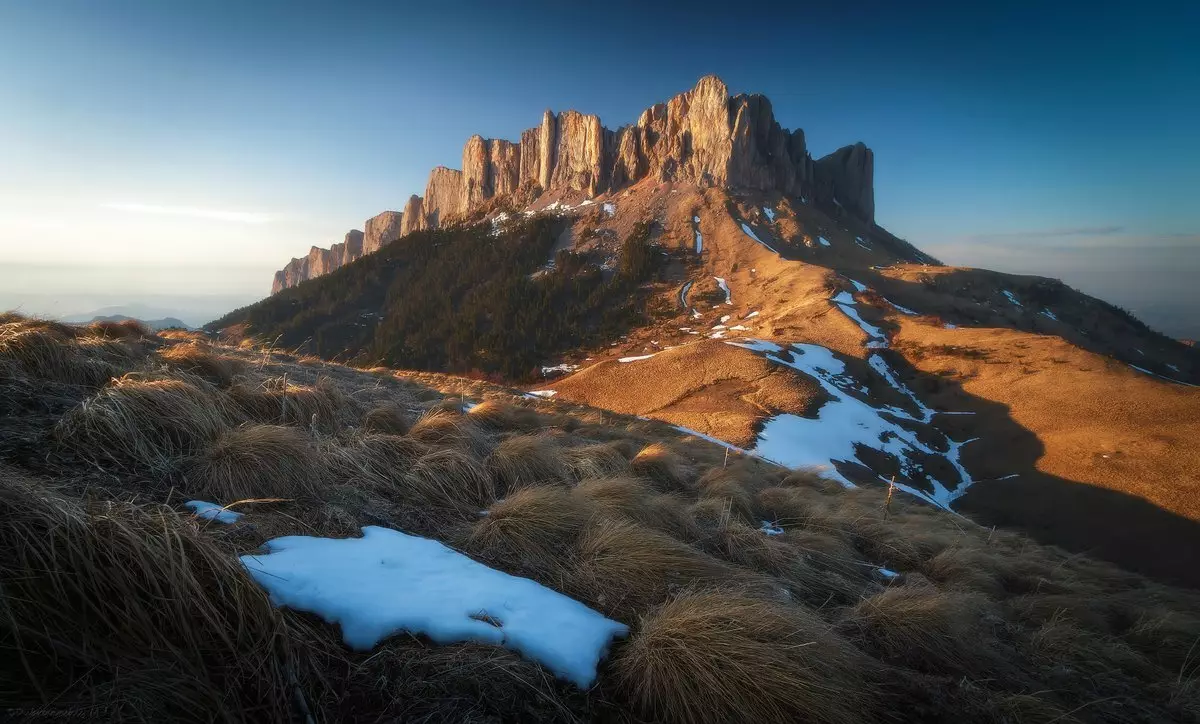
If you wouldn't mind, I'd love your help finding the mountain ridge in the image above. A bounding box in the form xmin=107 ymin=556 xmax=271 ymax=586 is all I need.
xmin=271 ymin=76 xmax=877 ymax=293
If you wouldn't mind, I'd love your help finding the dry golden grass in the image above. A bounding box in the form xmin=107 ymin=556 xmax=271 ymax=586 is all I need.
xmin=86 ymin=318 xmax=151 ymax=339
xmin=486 ymin=434 xmax=571 ymax=493
xmin=613 ymin=591 xmax=868 ymax=724
xmin=573 ymin=476 xmax=696 ymax=539
xmin=0 ymin=467 xmax=296 ymax=722
xmin=56 ymin=374 xmax=230 ymax=474
xmin=336 ymin=432 xmax=428 ymax=488
xmin=468 ymin=485 xmax=593 ymax=573
xmin=404 ymin=448 xmax=496 ymax=509
xmin=185 ymin=424 xmax=329 ymax=500
xmin=465 ymin=399 xmax=547 ymax=432
xmin=0 ymin=324 xmax=120 ymax=387
xmin=563 ymin=441 xmax=630 ymax=480
xmin=228 ymin=376 xmax=351 ymax=432
xmin=5 ymin=320 xmax=1200 ymax=723
xmin=408 ymin=408 xmax=492 ymax=458
xmin=840 ymin=586 xmax=1001 ymax=676
xmin=160 ymin=342 xmax=246 ymax=387
xmin=630 ymin=442 xmax=695 ymax=492
xmin=569 ymin=519 xmax=749 ymax=620
xmin=361 ymin=403 xmax=412 ymax=435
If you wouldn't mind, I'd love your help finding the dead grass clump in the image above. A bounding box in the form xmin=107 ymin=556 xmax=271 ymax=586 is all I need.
xmin=160 ymin=342 xmax=246 ymax=387
xmin=756 ymin=486 xmax=816 ymax=524
xmin=405 ymin=448 xmax=496 ymax=509
xmin=466 ymin=399 xmax=548 ymax=432
xmin=629 ymin=442 xmax=694 ymax=492
xmin=56 ymin=375 xmax=229 ymax=474
xmin=486 ymin=434 xmax=571 ymax=493
xmin=613 ymin=591 xmax=868 ymax=724
xmin=564 ymin=442 xmax=630 ymax=480
xmin=408 ymin=409 xmax=492 ymax=458
xmin=337 ymin=433 xmax=429 ymax=488
xmin=158 ymin=329 xmax=208 ymax=342
xmin=573 ymin=477 xmax=695 ymax=539
xmin=780 ymin=468 xmax=846 ymax=494
xmin=361 ymin=403 xmax=412 ymax=435
xmin=569 ymin=519 xmax=742 ymax=620
xmin=186 ymin=424 xmax=328 ymax=500
xmin=87 ymin=318 xmax=151 ymax=339
xmin=228 ymin=377 xmax=350 ymax=432
xmin=0 ymin=326 xmax=119 ymax=387
xmin=1028 ymin=611 xmax=1156 ymax=682
xmin=840 ymin=586 xmax=1000 ymax=676
xmin=921 ymin=546 xmax=1010 ymax=597
xmin=696 ymin=469 xmax=756 ymax=521
xmin=469 ymin=485 xmax=593 ymax=573
xmin=0 ymin=469 xmax=297 ymax=722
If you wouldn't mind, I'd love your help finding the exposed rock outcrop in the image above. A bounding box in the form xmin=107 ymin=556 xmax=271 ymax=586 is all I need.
xmin=363 ymin=211 xmax=403 ymax=255
xmin=272 ymin=75 xmax=878 ymax=293
xmin=400 ymin=195 xmax=424 ymax=236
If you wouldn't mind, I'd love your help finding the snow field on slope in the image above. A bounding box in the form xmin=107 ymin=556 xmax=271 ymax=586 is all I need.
xmin=725 ymin=339 xmax=982 ymax=509
xmin=241 ymin=526 xmax=627 ymax=688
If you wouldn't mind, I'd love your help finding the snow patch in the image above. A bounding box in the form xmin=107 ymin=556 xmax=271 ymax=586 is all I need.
xmin=740 ymin=223 xmax=778 ymax=253
xmin=1039 ymin=309 xmax=1059 ymax=321
xmin=541 ymin=364 xmax=578 ymax=376
xmin=692 ymin=215 xmax=703 ymax=253
xmin=185 ymin=501 xmax=243 ymax=524
xmin=854 ymin=236 xmax=872 ymax=250
xmin=729 ymin=325 xmax=749 ymax=331
xmin=714 ymin=277 xmax=732 ymax=305
xmin=848 ymin=279 xmax=869 ymax=293
xmin=241 ymin=526 xmax=627 ymax=688
xmin=884 ymin=298 xmax=918 ymax=315
xmin=818 ymin=236 xmax=831 ymax=247
xmin=527 ymin=390 xmax=558 ymax=398
xmin=1002 ymin=290 xmax=1023 ymax=308
xmin=726 ymin=340 xmax=979 ymax=508
xmin=744 ymin=311 xmax=760 ymax=319
xmin=602 ymin=202 xmax=616 ymax=217
xmin=760 ymin=521 xmax=784 ymax=536
xmin=832 ymin=291 xmax=888 ymax=348
xmin=720 ymin=314 xmax=732 ymax=323
xmin=618 ymin=354 xmax=658 ymax=363
xmin=762 ymin=206 xmax=776 ymax=222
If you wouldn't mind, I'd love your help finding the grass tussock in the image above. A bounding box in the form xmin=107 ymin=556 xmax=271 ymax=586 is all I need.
xmin=337 ymin=433 xmax=429 ymax=488
xmin=0 ymin=468 xmax=297 ymax=722
xmin=630 ymin=442 xmax=695 ymax=492
xmin=564 ymin=441 xmax=630 ymax=480
xmin=573 ymin=476 xmax=696 ymax=539
xmin=361 ymin=403 xmax=412 ymax=435
xmin=87 ymin=318 xmax=151 ymax=339
xmin=486 ymin=434 xmax=571 ymax=493
xmin=466 ymin=399 xmax=547 ymax=431
xmin=186 ymin=424 xmax=328 ymax=500
xmin=228 ymin=376 xmax=351 ymax=432
xmin=696 ymin=468 xmax=757 ymax=521
xmin=0 ymin=324 xmax=120 ymax=387
xmin=160 ymin=342 xmax=246 ymax=387
xmin=569 ymin=519 xmax=746 ymax=620
xmin=614 ymin=591 xmax=868 ymax=724
xmin=840 ymin=586 xmax=1001 ymax=676
xmin=56 ymin=374 xmax=229 ymax=474
xmin=408 ymin=408 xmax=492 ymax=458
xmin=405 ymin=448 xmax=496 ymax=509
xmin=469 ymin=485 xmax=593 ymax=573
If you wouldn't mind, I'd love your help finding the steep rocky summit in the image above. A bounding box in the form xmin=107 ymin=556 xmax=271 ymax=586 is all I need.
xmin=271 ymin=75 xmax=876 ymax=292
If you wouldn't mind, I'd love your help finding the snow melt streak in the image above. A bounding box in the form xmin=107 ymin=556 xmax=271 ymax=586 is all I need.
xmin=241 ymin=526 xmax=627 ymax=688
xmin=726 ymin=340 xmax=977 ymax=509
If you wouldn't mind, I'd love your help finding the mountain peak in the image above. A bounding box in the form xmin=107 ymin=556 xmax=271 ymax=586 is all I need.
xmin=271 ymin=78 xmax=877 ymax=292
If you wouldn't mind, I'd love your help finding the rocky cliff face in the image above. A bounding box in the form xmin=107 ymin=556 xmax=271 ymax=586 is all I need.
xmin=363 ymin=211 xmax=403 ymax=255
xmin=272 ymin=75 xmax=877 ymax=293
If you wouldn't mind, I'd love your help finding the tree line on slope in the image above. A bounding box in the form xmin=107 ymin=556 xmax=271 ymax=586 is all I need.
xmin=210 ymin=218 xmax=670 ymax=381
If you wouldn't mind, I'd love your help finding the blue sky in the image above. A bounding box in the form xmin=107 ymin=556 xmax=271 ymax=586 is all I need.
xmin=1 ymin=0 xmax=1197 ymax=333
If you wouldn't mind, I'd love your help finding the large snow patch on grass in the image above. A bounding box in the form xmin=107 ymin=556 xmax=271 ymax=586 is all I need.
xmin=241 ymin=526 xmax=627 ymax=688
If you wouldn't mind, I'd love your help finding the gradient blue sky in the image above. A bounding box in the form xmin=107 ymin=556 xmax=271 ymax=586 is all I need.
xmin=1 ymin=0 xmax=1197 ymax=333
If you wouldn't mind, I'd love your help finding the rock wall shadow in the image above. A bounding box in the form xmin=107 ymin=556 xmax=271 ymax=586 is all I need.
xmin=880 ymin=351 xmax=1200 ymax=590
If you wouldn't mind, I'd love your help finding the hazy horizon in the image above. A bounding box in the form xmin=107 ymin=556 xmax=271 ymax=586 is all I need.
xmin=2 ymin=0 xmax=1196 ymax=336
